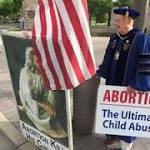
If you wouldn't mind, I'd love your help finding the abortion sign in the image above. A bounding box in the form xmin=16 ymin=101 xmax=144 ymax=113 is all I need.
xmin=94 ymin=85 xmax=150 ymax=138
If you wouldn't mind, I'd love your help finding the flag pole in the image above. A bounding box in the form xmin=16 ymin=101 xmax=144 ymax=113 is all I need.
xmin=65 ymin=90 xmax=74 ymax=150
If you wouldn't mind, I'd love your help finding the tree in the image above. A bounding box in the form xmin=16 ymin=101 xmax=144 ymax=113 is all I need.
xmin=12 ymin=0 xmax=22 ymax=14
xmin=88 ymin=0 xmax=95 ymax=24
xmin=0 ymin=0 xmax=22 ymax=22
xmin=88 ymin=0 xmax=113 ymax=24
xmin=0 ymin=0 xmax=14 ymax=17
xmin=113 ymin=0 xmax=133 ymax=7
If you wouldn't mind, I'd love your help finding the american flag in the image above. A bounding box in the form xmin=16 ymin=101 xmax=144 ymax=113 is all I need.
xmin=32 ymin=0 xmax=96 ymax=90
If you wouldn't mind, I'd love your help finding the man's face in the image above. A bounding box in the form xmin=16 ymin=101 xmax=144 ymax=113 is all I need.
xmin=114 ymin=14 xmax=127 ymax=33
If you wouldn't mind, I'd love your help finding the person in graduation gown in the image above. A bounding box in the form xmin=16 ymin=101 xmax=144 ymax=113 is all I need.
xmin=97 ymin=6 xmax=150 ymax=150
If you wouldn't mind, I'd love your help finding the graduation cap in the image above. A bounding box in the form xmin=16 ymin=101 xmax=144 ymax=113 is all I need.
xmin=113 ymin=6 xmax=140 ymax=19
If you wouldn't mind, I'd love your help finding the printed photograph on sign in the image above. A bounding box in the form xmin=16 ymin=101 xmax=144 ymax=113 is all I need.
xmin=2 ymin=35 xmax=69 ymax=150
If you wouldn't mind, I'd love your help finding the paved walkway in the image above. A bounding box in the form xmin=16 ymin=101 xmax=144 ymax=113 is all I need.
xmin=0 ymin=25 xmax=150 ymax=150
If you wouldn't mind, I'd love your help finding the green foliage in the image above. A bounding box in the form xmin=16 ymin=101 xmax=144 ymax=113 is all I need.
xmin=0 ymin=0 xmax=14 ymax=17
xmin=113 ymin=0 xmax=133 ymax=7
xmin=88 ymin=0 xmax=133 ymax=25
xmin=88 ymin=0 xmax=113 ymax=24
xmin=12 ymin=0 xmax=22 ymax=14
xmin=0 ymin=0 xmax=22 ymax=21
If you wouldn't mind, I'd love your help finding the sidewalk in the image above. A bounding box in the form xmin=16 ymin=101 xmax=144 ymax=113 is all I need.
xmin=0 ymin=27 xmax=150 ymax=150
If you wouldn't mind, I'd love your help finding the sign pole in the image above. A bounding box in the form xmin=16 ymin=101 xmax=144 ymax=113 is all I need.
xmin=65 ymin=90 xmax=74 ymax=150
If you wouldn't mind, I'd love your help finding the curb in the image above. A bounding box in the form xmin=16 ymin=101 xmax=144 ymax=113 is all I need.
xmin=0 ymin=112 xmax=26 ymax=146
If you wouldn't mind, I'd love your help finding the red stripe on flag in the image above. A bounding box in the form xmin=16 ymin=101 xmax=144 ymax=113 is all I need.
xmin=82 ymin=0 xmax=89 ymax=21
xmin=63 ymin=0 xmax=95 ymax=76
xmin=48 ymin=0 xmax=73 ymax=89
xmin=39 ymin=0 xmax=61 ymax=89
xmin=32 ymin=25 xmax=51 ymax=89
xmin=56 ymin=10 xmax=86 ymax=84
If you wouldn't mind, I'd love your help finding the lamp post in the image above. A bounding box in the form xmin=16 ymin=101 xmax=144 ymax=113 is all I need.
xmin=134 ymin=0 xmax=150 ymax=31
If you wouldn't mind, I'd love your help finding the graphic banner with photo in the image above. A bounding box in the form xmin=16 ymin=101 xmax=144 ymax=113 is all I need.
xmin=95 ymin=85 xmax=150 ymax=138
xmin=2 ymin=35 xmax=69 ymax=150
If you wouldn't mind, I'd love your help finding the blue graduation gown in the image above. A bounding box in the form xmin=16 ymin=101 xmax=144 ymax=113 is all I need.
xmin=97 ymin=29 xmax=150 ymax=143
xmin=97 ymin=28 xmax=150 ymax=90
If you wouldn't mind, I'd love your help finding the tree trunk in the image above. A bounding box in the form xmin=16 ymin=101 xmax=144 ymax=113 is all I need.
xmin=107 ymin=11 xmax=111 ymax=26
xmin=134 ymin=0 xmax=150 ymax=31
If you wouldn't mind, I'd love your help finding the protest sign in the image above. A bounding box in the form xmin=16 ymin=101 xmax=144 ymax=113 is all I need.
xmin=95 ymin=85 xmax=150 ymax=138
xmin=2 ymin=35 xmax=69 ymax=150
